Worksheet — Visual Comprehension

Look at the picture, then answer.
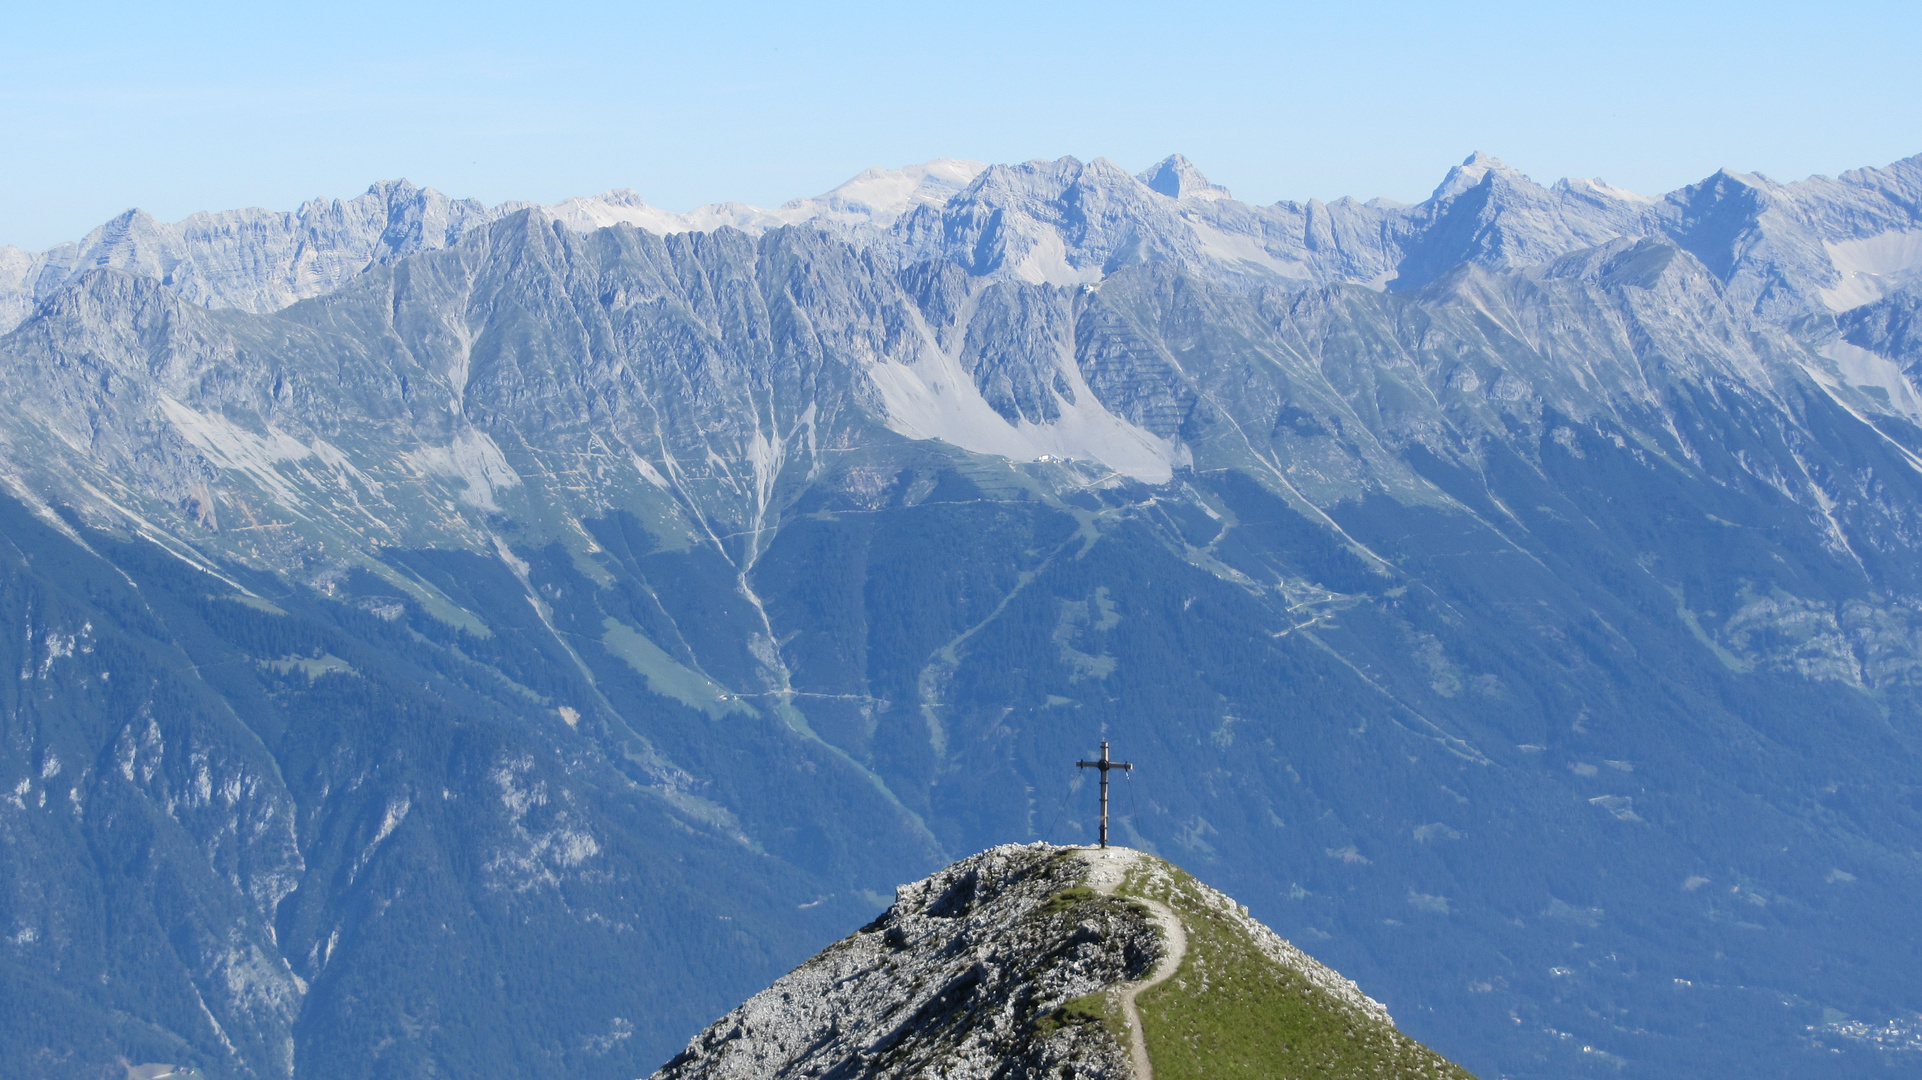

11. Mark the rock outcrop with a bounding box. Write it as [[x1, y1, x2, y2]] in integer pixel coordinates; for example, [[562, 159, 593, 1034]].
[[651, 845, 1149, 1080]]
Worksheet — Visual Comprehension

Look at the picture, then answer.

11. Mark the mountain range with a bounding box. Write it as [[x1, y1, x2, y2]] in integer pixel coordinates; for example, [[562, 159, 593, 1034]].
[[2, 149, 1921, 1080]]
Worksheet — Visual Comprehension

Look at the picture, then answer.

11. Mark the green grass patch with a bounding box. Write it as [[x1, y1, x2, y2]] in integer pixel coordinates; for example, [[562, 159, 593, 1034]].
[[600, 617, 756, 719], [1125, 861, 1476, 1080], [1037, 885, 1100, 918], [1034, 991, 1110, 1037]]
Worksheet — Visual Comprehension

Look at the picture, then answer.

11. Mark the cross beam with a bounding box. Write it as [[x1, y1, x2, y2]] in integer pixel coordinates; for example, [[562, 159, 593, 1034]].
[[1076, 741, 1133, 848]]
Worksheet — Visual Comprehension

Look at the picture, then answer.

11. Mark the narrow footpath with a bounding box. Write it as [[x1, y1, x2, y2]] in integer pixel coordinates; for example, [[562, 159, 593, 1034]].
[[1078, 847, 1188, 1080]]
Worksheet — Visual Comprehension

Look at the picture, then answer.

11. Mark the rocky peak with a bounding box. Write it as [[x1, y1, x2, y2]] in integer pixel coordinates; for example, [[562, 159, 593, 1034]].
[[1428, 151, 1534, 202], [649, 844, 1469, 1080], [899, 156, 1192, 283], [359, 176, 425, 203], [1136, 154, 1232, 201]]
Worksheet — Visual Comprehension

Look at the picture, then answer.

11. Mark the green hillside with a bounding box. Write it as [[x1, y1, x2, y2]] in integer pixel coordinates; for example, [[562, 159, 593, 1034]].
[[1119, 856, 1475, 1080]]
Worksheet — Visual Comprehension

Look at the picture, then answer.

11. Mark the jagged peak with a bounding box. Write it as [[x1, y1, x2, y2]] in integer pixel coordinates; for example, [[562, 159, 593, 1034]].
[[1430, 151, 1535, 202], [968, 155, 1095, 186], [950, 155, 1152, 210], [96, 207, 159, 229], [1137, 154, 1233, 201], [361, 177, 425, 199], [1835, 151, 1922, 190], [1708, 166, 1774, 190], [1670, 167, 1780, 215], [581, 187, 649, 209], [1084, 156, 1139, 178]]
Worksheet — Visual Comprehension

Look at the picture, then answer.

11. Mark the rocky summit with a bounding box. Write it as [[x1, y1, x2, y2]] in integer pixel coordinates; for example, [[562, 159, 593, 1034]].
[[651, 843, 1469, 1080]]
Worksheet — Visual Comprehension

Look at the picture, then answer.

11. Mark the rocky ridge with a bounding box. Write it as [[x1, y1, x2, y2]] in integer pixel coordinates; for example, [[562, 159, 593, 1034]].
[[11, 150, 1922, 337], [0, 179, 497, 331], [651, 844, 1149, 1080], [650, 844, 1464, 1080], [0, 161, 989, 335]]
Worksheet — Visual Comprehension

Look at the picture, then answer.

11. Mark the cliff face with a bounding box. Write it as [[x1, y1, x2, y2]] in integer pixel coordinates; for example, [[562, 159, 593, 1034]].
[[651, 844, 1470, 1080]]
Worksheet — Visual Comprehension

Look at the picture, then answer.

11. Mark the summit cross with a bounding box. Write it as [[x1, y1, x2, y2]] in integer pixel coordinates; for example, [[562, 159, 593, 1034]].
[[1076, 740, 1133, 849]]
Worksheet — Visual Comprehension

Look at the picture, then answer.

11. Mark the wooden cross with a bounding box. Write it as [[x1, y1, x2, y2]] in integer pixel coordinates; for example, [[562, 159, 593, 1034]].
[[1076, 740, 1133, 848]]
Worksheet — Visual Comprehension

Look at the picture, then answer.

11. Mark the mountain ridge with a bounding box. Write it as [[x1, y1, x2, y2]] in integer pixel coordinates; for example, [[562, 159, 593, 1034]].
[[3, 150, 1922, 1080], [10, 150, 1922, 337]]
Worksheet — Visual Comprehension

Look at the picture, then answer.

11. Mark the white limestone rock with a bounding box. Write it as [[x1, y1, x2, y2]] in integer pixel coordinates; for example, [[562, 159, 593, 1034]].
[[650, 844, 1152, 1080]]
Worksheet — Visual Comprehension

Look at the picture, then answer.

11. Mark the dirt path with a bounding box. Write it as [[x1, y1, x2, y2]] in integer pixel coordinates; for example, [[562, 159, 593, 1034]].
[[1078, 847, 1188, 1080]]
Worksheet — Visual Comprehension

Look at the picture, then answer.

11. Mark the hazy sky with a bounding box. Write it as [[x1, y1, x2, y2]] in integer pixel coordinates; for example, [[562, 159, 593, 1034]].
[[4, 0, 1918, 249]]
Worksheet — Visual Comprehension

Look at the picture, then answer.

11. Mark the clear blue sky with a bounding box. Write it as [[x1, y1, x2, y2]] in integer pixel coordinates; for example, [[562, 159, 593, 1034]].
[[4, 0, 1919, 250]]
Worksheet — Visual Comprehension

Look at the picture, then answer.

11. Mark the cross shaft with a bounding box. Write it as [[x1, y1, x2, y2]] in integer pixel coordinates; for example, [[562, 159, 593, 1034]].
[[1076, 740, 1133, 848]]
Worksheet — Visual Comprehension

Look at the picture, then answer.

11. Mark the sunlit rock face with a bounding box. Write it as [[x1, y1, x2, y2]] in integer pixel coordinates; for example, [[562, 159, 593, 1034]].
[[3, 151, 1922, 1080], [650, 845, 1153, 1080]]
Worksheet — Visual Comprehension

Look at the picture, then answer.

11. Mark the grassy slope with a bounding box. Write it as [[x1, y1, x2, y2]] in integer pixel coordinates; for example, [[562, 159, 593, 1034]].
[[1121, 860, 1476, 1080]]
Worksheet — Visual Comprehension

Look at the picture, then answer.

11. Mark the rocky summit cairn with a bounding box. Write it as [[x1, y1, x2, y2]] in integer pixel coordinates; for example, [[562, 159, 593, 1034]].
[[648, 844, 1473, 1080]]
